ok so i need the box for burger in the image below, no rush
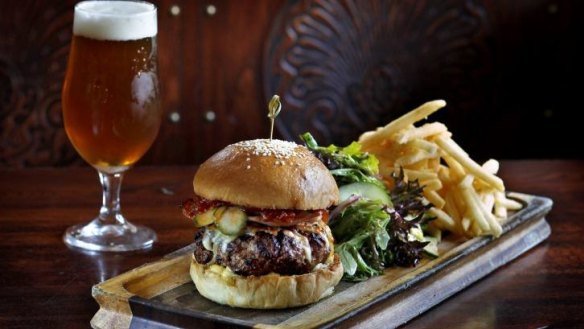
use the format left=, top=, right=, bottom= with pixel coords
left=181, top=139, right=343, bottom=309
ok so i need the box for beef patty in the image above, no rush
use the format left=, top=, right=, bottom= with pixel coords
left=193, top=221, right=332, bottom=276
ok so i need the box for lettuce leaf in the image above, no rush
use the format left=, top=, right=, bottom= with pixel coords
left=302, top=132, right=434, bottom=281
left=331, top=199, right=391, bottom=281
left=300, top=132, right=384, bottom=189
left=331, top=197, right=431, bottom=281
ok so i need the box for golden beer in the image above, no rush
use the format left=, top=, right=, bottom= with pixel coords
left=62, top=1, right=160, bottom=252
left=62, top=5, right=160, bottom=172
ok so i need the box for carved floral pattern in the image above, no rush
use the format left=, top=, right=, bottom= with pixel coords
left=1, top=0, right=81, bottom=166
left=264, top=0, right=492, bottom=145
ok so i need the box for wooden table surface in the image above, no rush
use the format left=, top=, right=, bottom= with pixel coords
left=0, top=160, right=582, bottom=328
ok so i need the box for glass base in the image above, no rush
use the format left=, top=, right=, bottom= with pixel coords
left=63, top=218, right=157, bottom=252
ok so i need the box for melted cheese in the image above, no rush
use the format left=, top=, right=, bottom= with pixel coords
left=323, top=224, right=334, bottom=259
left=202, top=229, right=237, bottom=254
left=283, top=229, right=312, bottom=263
left=207, top=264, right=237, bottom=286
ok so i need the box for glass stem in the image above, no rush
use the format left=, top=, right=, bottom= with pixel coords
left=98, top=171, right=126, bottom=226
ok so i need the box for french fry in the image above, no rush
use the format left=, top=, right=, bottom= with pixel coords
left=441, top=154, right=466, bottom=181
left=470, top=219, right=482, bottom=236
left=494, top=191, right=508, bottom=219
left=472, top=190, right=502, bottom=237
left=460, top=175, right=502, bottom=236
left=394, top=150, right=435, bottom=167
left=472, top=160, right=500, bottom=190
left=420, top=178, right=443, bottom=191
left=494, top=203, right=508, bottom=221
left=427, top=157, right=441, bottom=172
left=495, top=191, right=523, bottom=210
left=360, top=100, right=520, bottom=239
left=461, top=217, right=471, bottom=232
left=395, top=122, right=448, bottom=144
left=428, top=207, right=456, bottom=232
left=359, top=100, right=446, bottom=147
left=408, top=159, right=430, bottom=170
left=461, top=193, right=490, bottom=232
left=424, top=190, right=446, bottom=209
left=410, top=139, right=439, bottom=155
left=482, top=159, right=500, bottom=175
left=437, top=165, right=451, bottom=183
left=444, top=193, right=462, bottom=223
left=481, top=192, right=496, bottom=215
left=435, top=135, right=505, bottom=191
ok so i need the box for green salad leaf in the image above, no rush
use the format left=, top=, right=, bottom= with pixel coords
left=300, top=132, right=384, bottom=189
left=330, top=197, right=430, bottom=281
left=301, top=132, right=436, bottom=281
left=331, top=199, right=391, bottom=281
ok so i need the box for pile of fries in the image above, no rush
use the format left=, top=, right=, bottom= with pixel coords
left=359, top=100, right=522, bottom=238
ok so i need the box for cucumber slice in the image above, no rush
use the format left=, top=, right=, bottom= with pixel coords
left=213, top=206, right=227, bottom=219
left=339, top=182, right=392, bottom=205
left=194, top=208, right=216, bottom=227
left=409, top=226, right=424, bottom=241
left=216, top=207, right=247, bottom=236
left=423, top=236, right=439, bottom=258
left=408, top=224, right=440, bottom=258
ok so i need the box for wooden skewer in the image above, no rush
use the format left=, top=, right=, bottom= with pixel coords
left=267, top=95, right=281, bottom=141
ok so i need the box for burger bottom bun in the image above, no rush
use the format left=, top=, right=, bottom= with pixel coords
left=190, top=254, right=343, bottom=309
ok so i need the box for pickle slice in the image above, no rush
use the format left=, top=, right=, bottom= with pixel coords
left=193, top=209, right=216, bottom=227
left=216, top=207, right=247, bottom=236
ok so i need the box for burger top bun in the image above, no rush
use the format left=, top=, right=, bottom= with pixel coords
left=193, top=139, right=339, bottom=210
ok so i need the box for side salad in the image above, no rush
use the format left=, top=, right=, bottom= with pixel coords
left=301, top=133, right=439, bottom=281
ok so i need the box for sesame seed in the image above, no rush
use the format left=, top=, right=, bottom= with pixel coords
left=246, top=165, right=251, bottom=169
left=233, top=139, right=304, bottom=159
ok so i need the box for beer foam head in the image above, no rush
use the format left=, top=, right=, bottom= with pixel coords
left=74, top=1, right=157, bottom=41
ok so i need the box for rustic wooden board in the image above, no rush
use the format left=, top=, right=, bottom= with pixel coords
left=91, top=193, right=552, bottom=329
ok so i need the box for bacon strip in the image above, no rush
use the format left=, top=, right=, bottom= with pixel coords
left=181, top=196, right=328, bottom=226
left=181, top=196, right=226, bottom=219
left=248, top=210, right=326, bottom=227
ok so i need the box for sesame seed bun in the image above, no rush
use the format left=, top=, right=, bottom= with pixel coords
left=193, top=139, right=339, bottom=210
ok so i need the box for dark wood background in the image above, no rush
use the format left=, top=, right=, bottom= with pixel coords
left=1, top=0, right=583, bottom=167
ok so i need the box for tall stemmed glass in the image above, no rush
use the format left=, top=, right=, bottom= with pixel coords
left=62, top=1, right=161, bottom=251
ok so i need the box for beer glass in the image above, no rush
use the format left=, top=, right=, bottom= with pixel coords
left=62, top=1, right=161, bottom=251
